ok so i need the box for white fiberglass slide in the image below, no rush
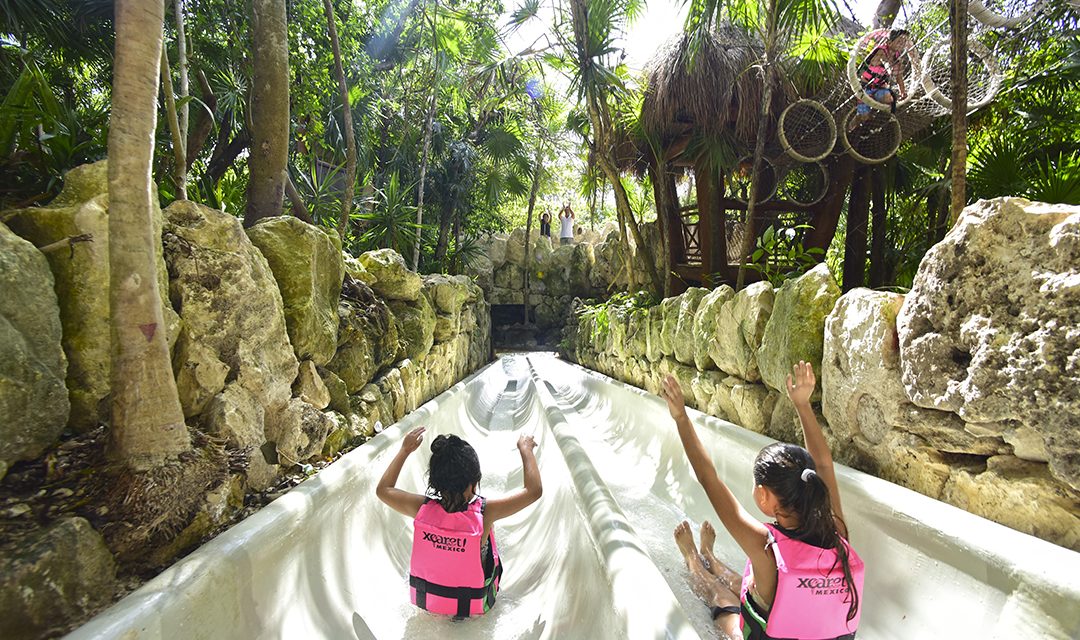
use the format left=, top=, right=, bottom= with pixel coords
left=68, top=354, right=1080, bottom=640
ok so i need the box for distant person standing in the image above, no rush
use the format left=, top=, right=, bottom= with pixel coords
left=539, top=210, right=552, bottom=238
left=559, top=203, right=575, bottom=245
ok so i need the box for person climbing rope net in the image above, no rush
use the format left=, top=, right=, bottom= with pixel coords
left=848, top=29, right=914, bottom=133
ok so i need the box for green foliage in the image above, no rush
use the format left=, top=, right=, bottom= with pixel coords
left=745, top=223, right=824, bottom=287
left=355, top=172, right=420, bottom=256
left=577, top=290, right=657, bottom=342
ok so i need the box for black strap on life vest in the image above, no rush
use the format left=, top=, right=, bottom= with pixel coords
left=410, top=553, right=503, bottom=618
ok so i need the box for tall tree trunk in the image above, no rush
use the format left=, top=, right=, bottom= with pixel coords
left=648, top=163, right=675, bottom=296
left=736, top=0, right=778, bottom=291
left=843, top=167, right=871, bottom=291
left=433, top=199, right=453, bottom=267
left=245, top=0, right=289, bottom=227
left=324, top=0, right=356, bottom=238
left=949, top=0, right=969, bottom=225
left=414, top=26, right=438, bottom=270
left=159, top=47, right=187, bottom=199
left=108, top=0, right=190, bottom=466
left=523, top=146, right=542, bottom=325
left=174, top=0, right=189, bottom=143
left=872, top=0, right=904, bottom=28
left=868, top=168, right=888, bottom=288
left=185, top=69, right=216, bottom=171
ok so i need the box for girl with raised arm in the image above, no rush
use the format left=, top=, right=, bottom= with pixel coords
left=662, top=362, right=864, bottom=640
left=376, top=427, right=542, bottom=618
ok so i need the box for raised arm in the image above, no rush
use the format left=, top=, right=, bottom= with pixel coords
left=485, top=434, right=542, bottom=521
left=786, top=362, right=847, bottom=536
left=375, top=426, right=429, bottom=518
left=661, top=376, right=770, bottom=563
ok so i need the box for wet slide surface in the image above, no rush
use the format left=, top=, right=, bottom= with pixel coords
left=70, top=354, right=1080, bottom=640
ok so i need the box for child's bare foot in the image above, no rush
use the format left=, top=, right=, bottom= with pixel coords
left=699, top=520, right=743, bottom=593
left=674, top=520, right=702, bottom=569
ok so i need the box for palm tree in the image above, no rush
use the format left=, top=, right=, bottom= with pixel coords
left=108, top=0, right=189, bottom=466
left=558, top=0, right=665, bottom=295
left=323, top=0, right=357, bottom=238
left=245, top=0, right=289, bottom=226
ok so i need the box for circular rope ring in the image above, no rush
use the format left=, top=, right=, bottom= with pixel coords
left=778, top=99, right=837, bottom=163
left=847, top=29, right=922, bottom=113
left=839, top=107, right=901, bottom=165
left=969, top=0, right=1045, bottom=28
left=776, top=162, right=829, bottom=206
left=729, top=156, right=778, bottom=204
left=921, top=38, right=1002, bottom=111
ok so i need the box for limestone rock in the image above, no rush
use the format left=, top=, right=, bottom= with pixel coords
left=658, top=296, right=682, bottom=357
left=343, top=254, right=377, bottom=286
left=673, top=288, right=709, bottom=365
left=489, top=235, right=508, bottom=266
left=293, top=360, right=330, bottom=410
left=390, top=294, right=436, bottom=361
left=164, top=202, right=300, bottom=489
left=645, top=306, right=663, bottom=363
left=423, top=274, right=471, bottom=314
left=466, top=253, right=494, bottom=291
left=712, top=281, right=774, bottom=381
left=757, top=263, right=839, bottom=394
left=897, top=198, right=1080, bottom=490
left=358, top=248, right=422, bottom=301
left=505, top=227, right=528, bottom=266
left=729, top=381, right=774, bottom=434
left=319, top=367, right=350, bottom=415
left=692, top=286, right=735, bottom=371
left=941, top=456, right=1080, bottom=551
left=326, top=283, right=397, bottom=393
left=0, top=517, right=116, bottom=640
left=267, top=398, right=334, bottom=463
left=246, top=216, right=344, bottom=365
left=4, top=160, right=178, bottom=430
left=0, top=224, right=69, bottom=476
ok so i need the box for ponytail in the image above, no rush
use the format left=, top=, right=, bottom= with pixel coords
left=753, top=443, right=860, bottom=622
left=427, top=435, right=482, bottom=513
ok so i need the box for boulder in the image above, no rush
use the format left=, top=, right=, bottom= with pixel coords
left=246, top=216, right=344, bottom=365
left=897, top=198, right=1080, bottom=490
left=757, top=263, right=840, bottom=394
left=645, top=305, right=664, bottom=363
left=343, top=254, right=377, bottom=286
left=318, top=367, right=351, bottom=415
left=729, top=381, right=774, bottom=434
left=489, top=235, right=508, bottom=266
left=423, top=274, right=471, bottom=315
left=164, top=202, right=300, bottom=490
left=0, top=518, right=116, bottom=640
left=505, top=227, right=528, bottom=266
left=293, top=360, right=330, bottom=410
left=390, top=294, right=436, bottom=361
left=358, top=248, right=422, bottom=301
left=658, top=296, right=682, bottom=357
left=673, top=288, right=709, bottom=365
left=712, top=281, right=774, bottom=381
left=0, top=224, right=69, bottom=477
left=326, top=284, right=398, bottom=393
left=692, top=286, right=735, bottom=371
left=466, top=253, right=494, bottom=291
left=266, top=398, right=334, bottom=463
left=4, top=160, right=178, bottom=431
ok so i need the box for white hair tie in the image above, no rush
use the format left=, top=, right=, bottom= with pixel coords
left=801, top=468, right=817, bottom=482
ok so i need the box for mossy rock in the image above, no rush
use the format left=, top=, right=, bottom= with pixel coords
left=359, top=248, right=422, bottom=301
left=389, top=295, right=436, bottom=362
left=246, top=216, right=344, bottom=366
left=757, top=264, right=839, bottom=394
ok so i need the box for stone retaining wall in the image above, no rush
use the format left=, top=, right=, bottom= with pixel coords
left=0, top=162, right=491, bottom=638
left=563, top=198, right=1080, bottom=551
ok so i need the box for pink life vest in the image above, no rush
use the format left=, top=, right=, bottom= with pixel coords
left=409, top=497, right=502, bottom=617
left=740, top=523, right=864, bottom=639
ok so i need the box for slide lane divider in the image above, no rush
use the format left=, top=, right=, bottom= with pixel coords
left=526, top=356, right=700, bottom=640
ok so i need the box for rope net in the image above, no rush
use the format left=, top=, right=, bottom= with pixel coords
left=921, top=38, right=1003, bottom=110
left=969, top=0, right=1046, bottom=28
left=775, top=162, right=829, bottom=206
left=728, top=156, right=778, bottom=203
left=778, top=99, right=837, bottom=163
left=840, top=107, right=902, bottom=164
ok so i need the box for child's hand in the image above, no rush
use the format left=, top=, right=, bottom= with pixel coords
left=401, top=426, right=426, bottom=454
left=661, top=375, right=688, bottom=420
left=517, top=434, right=537, bottom=454
left=785, top=361, right=816, bottom=407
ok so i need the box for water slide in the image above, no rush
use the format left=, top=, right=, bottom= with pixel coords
left=68, top=354, right=1080, bottom=640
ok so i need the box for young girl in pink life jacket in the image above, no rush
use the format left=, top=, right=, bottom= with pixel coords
left=375, top=427, right=542, bottom=618
left=661, top=361, right=864, bottom=640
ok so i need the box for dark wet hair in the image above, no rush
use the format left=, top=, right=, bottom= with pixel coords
left=427, top=435, right=481, bottom=513
left=889, top=28, right=910, bottom=41
left=754, top=442, right=859, bottom=623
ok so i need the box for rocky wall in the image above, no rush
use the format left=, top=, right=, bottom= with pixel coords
left=468, top=221, right=662, bottom=345
left=562, top=198, right=1080, bottom=550
left=0, top=163, right=492, bottom=637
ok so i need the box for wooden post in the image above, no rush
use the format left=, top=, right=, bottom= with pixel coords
left=949, top=0, right=969, bottom=225
left=843, top=167, right=871, bottom=291
left=868, top=168, right=887, bottom=288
